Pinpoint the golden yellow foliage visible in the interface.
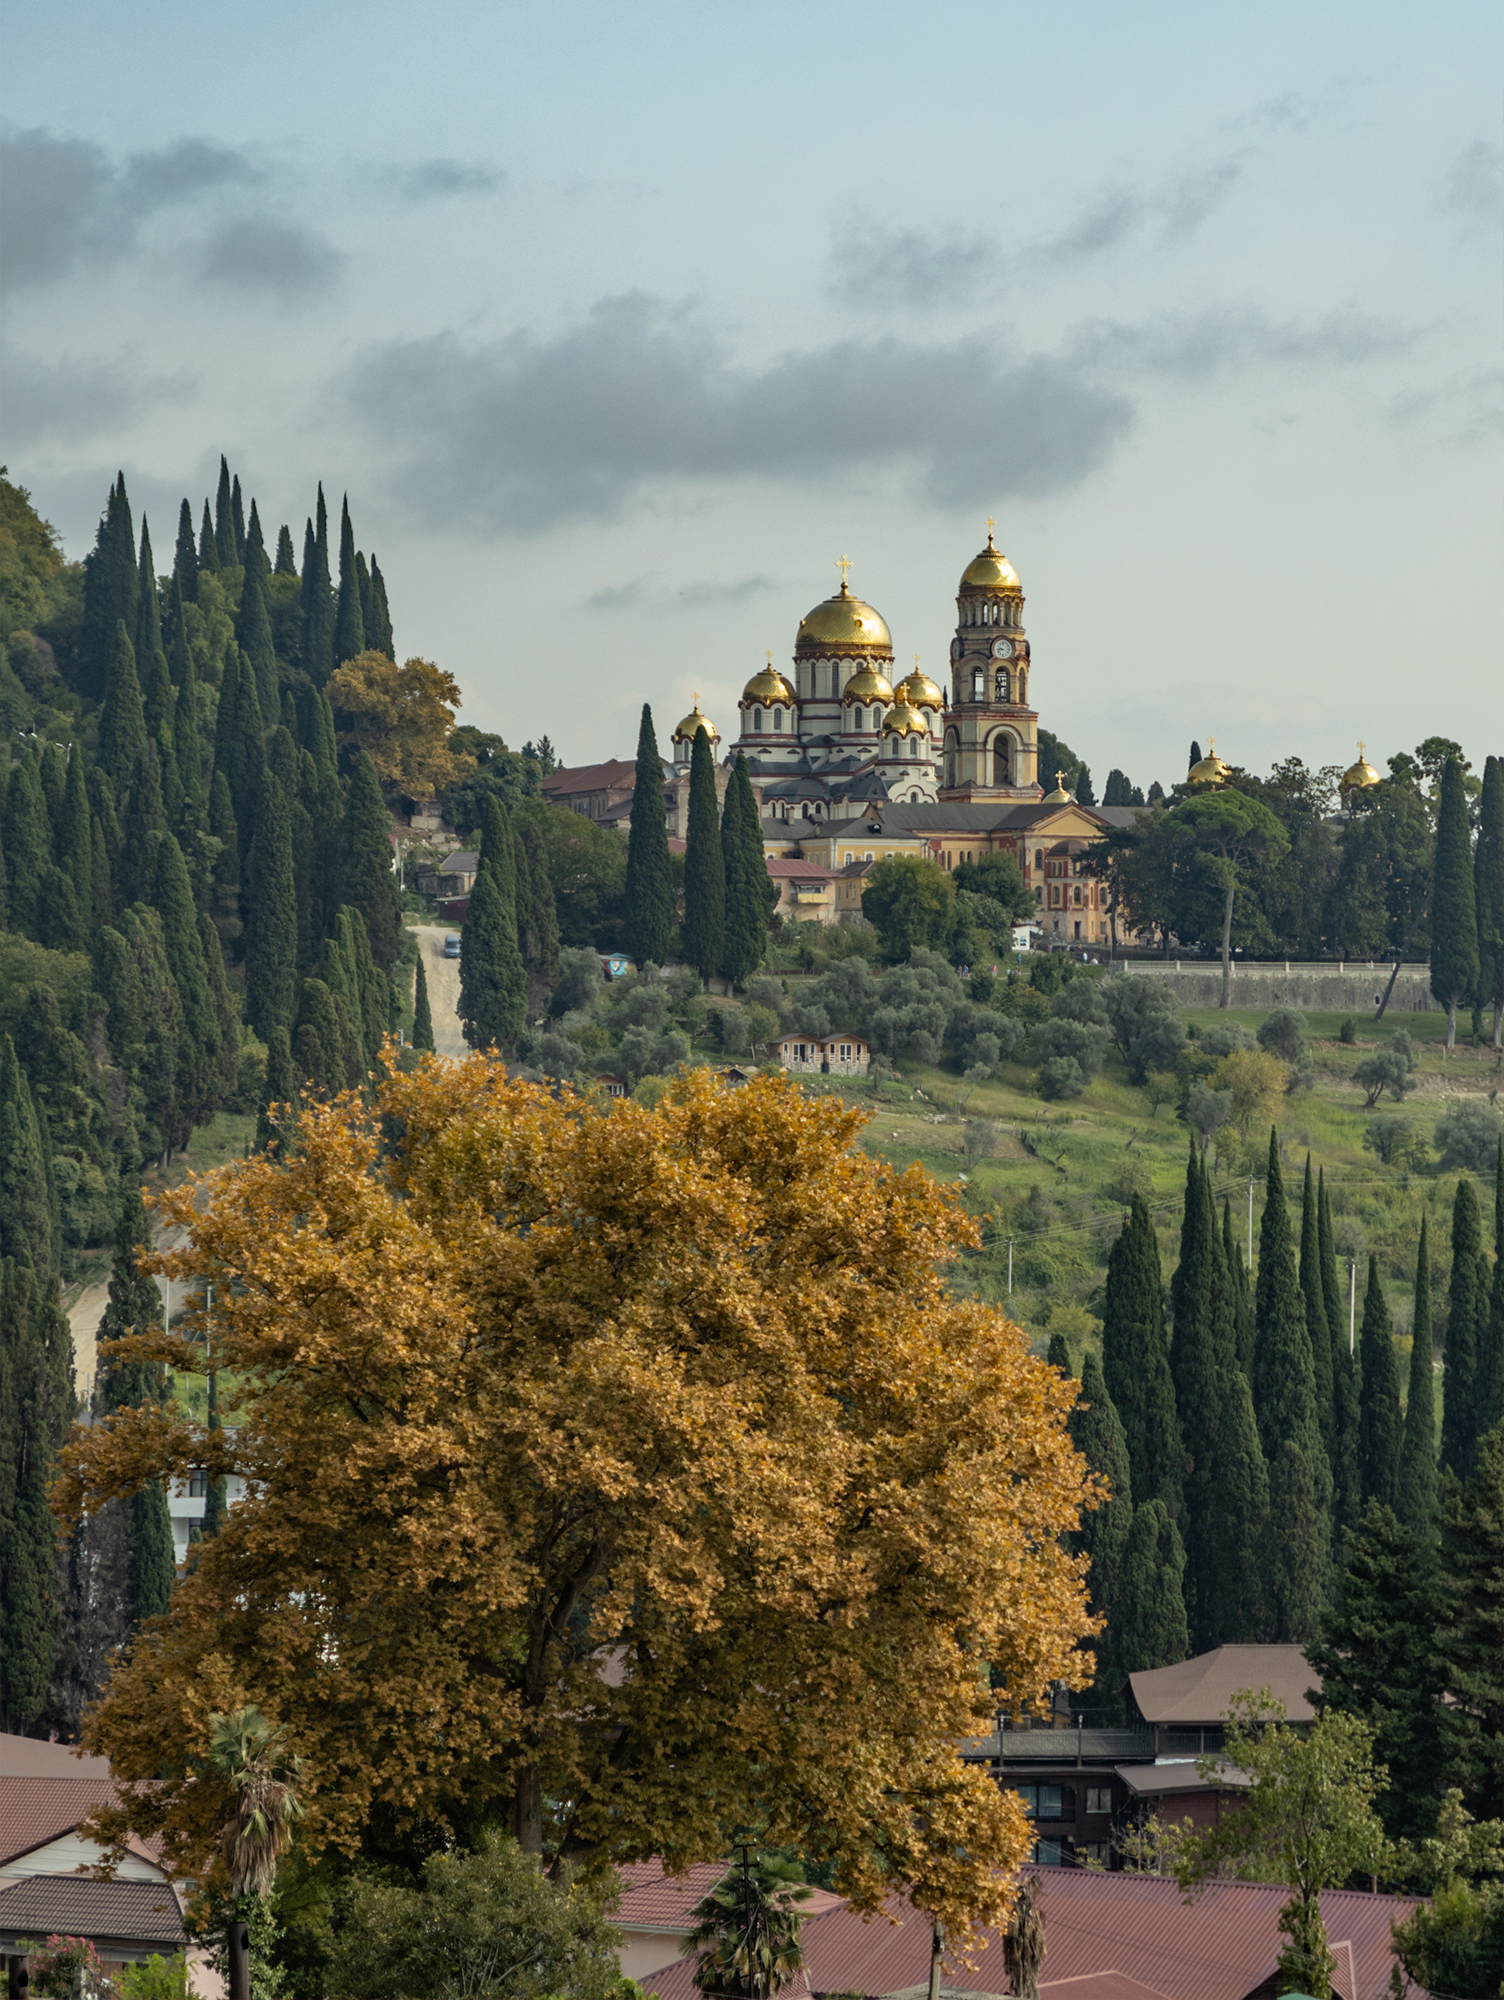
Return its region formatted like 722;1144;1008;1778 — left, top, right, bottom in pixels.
326;650;474;795
57;1062;1098;1937
1212;1049;1288;1130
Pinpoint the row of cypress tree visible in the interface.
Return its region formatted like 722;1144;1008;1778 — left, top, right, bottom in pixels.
457;796;561;1052
1;459;420;1739
1063;1138;1503;1700
1431;753;1504;1052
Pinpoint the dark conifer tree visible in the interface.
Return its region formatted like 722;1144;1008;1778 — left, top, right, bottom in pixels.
412;956;435;1053
213;456;236;568
1431;756;1480;1052
197;499;218;575
173;498;199;602
1397;1214;1438;1536
153;830;218;1130
274;524;298;576
1475;756;1504;1050
459;797;527;1053
516;816;561;995
118;743;168;908
1319;1167;1362;1534
167;572;191;686
1170;1145;1224;1647
1442;1178;1483;1478
207;770;242;955
330;906;391;1070
1102;1192;1181;1514
1252;1130;1327;1640
200;1366;227;1538
257;1025;296;1152
1224;1195;1255;1375
57;744;93;920
338;751;402;971
1068;1347;1133;1699
625;704;673;966
356;548;374;643
1115;1499;1189;1673
99;621;149;795
3;752;52;943
79;477;140;702
333;495;365;669
1207;1312;1270;1643
294;977;343;1090
38;743;65;839
300;493;336;686
244;771;298;1040
133;516;165;674
95;1181;164;1412
1475;1144;1504;1440
1297;1158;1336;1463
1308;1502;1442;1840
682;728;725;984
236;503;278;725
317;933;365;1085
0;1260;70;1731
0;1037;54;1275
1357;1256;1401;1509
721;753;773;983
1434;1424;1504;1816
229;473;246;564
173;637;205;828
1046;1332;1072;1376
198;911;238;1103
367;554;394;659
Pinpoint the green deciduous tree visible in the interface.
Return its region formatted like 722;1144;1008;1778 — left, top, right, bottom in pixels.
625;705;673;967
1397;1214;1439;1536
860;854;956;960
682;729;725;985
1102;1193;1181;1514
1432;756;1480;1053
1356;1256;1401;1510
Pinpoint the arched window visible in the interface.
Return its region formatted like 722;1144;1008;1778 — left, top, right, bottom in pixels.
994;738;1012;785
773;709;783;732
908;736;919;758
995;669;1010;701
971;669;984;700
752;710;763;732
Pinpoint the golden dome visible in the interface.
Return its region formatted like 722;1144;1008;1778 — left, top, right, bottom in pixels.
1340;742;1381;791
672;699;720;745
959;526;1022;595
842;663;895;704
1043;781;1073;804
1188;738;1231;787
882;701;928;737
741;657;794;706
794;560;893;659
896;664;943;708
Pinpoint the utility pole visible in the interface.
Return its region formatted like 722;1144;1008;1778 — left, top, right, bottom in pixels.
1007;1238;1013;1295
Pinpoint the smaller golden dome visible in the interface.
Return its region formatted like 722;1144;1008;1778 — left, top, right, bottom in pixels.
672;699;720;745
1340;742;1381;791
896;663;943;708
1043;781;1073;804
842;664;895;704
960;524;1022;595
1188;738;1231;787
741;655;794;706
882;701;928;737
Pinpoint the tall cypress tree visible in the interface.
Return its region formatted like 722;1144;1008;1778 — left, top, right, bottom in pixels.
338;750;401;971
129;1499;176;1621
300;492;335;686
0;1260;69;1731
200;1365;227;1538
515;816;561;994
1297;1158;1336;1463
257;1024;297;1151
57;744;93;919
229;474;246;563
1475;755;1504;1050
459;797;527;1053
356;549;374;643
134;516;164;673
1102;1192;1181;1514
1115;1499;1189;1674
412;956;435;1053
3;751;52;943
682;728;725;984
1068;1347;1132;1699
1357;1256;1401;1509
0;1036;54;1273
333;495;365;669
1252;1130;1327;1640
99;620;149;795
1319;1167;1362;1535
1431;756;1480;1053
1224;1195;1255;1376
243;771;298;1040
153;830;218;1130
1433;1424;1504;1817
173;498;199;602
721;752;772;983
625;704;673;967
274;525;298;576
1477;1145;1504;1439
1442;1178;1483;1477
198;499;218;575
207;769;242;954
1170;1145;1224;1648
214;456;236;568
367;554;394;658
1208;1309;1270;1643
173;633;205;823
236;502;278;726
1397;1215;1438;1536
118;742;168;908
79;477;140;703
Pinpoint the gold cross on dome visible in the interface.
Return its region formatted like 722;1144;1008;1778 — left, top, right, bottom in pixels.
914;654;922;668
836;553;852;585
1358;739;1366;755
766;650;773;666
985;516;995;536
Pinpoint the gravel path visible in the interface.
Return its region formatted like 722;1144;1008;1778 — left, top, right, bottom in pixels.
412;922;468;1056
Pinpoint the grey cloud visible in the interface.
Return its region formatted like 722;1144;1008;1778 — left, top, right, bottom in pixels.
121;137;258;209
828;220;1004;308
586;573;778;613
1072;306;1413;381
401;159;505;200
348;293;1133;531
1157;160;1244;240
0;346;180;449
1389;369;1504;443
196;216;342;296
1034;190;1146;264
1439;140;1503;223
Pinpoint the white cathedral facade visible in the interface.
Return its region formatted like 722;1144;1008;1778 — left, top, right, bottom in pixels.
669;532;1047;820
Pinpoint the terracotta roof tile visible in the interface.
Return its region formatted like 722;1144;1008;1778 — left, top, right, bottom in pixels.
0;1875;184;1948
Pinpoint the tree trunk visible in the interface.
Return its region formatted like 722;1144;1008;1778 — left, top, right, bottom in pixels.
1373;958;1402;1022
1493;999;1501;1052
1446;995;1457;1054
511;1762;544;1854
1220;884;1235;1009
227;1920;250;2000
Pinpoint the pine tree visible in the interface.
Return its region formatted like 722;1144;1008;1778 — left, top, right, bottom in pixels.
79;477;140;702
1297;1158;1336;1463
3;750;52;943
1434;1424;1504;1817
172;498;198;602
721;752;773;983
333;495;365;669
625;704;673;966
198;499;218;575
236;502;278;725
1252;1130;1327;1640
99;620;149;795
459;797;527;1053
1319;1167;1362;1535
1432;756;1481;1053
367;554;394;658
338;750;402;971
0;1036;54;1273
300;494;335;687
1475;756;1504;1050
682;728;725;984
1170;1145;1225;1648
244;771;298;1040
1397;1215;1439;1536
1115;1499;1189;1673
1308;1502;1442;1840
1442;1178;1483;1478
274;525;298;576
1102;1193;1181;1514
214;456;236;568
1357;1256;1401;1509
1068;1348;1133;1698
412;956;435;1053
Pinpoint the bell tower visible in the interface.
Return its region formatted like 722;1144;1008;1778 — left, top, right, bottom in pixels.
938;524;1041;801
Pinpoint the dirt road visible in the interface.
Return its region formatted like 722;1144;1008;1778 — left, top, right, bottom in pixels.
412;922;468;1055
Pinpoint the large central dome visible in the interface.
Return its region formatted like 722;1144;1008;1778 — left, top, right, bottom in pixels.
795;580;893;659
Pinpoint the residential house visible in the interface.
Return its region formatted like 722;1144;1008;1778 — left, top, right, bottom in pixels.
777;1033;869;1076
416;850;480;897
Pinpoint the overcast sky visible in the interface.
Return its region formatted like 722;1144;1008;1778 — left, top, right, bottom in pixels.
3;0;1500;789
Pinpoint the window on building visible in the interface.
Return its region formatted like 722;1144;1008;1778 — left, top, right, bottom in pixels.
188;1469;209;1498
1034;849;1043;869
1032;1841;1063;1867
995;670;1010;701
1011;1785;1065;1820
752;710;763;731
1086;1787;1113;1815
994;740;1011;785
853;707;864;730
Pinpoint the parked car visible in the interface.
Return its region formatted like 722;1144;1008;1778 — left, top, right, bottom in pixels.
442;933;462;958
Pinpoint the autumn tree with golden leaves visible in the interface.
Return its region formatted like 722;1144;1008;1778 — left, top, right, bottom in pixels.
325;650;474;795
57;1063;1097;1939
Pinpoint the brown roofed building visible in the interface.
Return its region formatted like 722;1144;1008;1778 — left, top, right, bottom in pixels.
1127;1644;1317;1752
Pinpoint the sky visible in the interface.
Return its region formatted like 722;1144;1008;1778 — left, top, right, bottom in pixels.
3;0;1501;791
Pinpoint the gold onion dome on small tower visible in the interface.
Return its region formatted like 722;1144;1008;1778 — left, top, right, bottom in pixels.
741;655;794;705
672;699;720;745
842;663;895;704
882;701;928;737
1043;780;1073;804
1341;742;1381;791
896;664;943;707
960;523;1022;594
1188;739;1231;787
794;556;893;657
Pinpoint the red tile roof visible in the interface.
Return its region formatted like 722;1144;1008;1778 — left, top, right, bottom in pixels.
0;1778;120;1868
617;1860;842;1935
0;1875;184;1949
542;760;639;796
637;1870;1422;2000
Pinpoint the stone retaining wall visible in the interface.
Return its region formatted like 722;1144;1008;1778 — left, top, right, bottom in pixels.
1111;962;1439;1013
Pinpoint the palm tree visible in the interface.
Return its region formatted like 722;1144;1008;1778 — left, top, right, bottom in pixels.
1002;1878;1046;2000
687;1851;813;2000
206;1707;302;2000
